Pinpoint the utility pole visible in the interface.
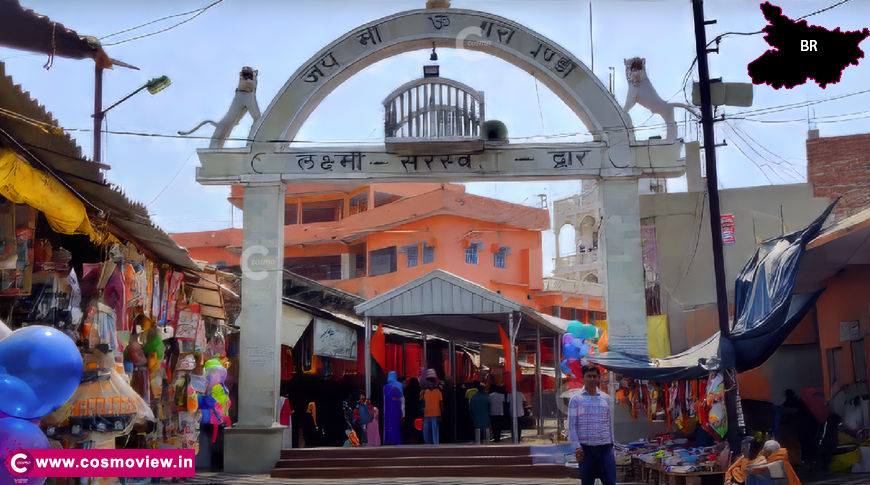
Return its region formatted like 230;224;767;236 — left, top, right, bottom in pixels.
93;66;103;164
691;0;741;452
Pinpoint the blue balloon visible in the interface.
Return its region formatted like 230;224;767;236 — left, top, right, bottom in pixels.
0;418;48;485
560;359;572;376
0;326;82;419
577;344;592;358
563;343;581;360
570;338;585;349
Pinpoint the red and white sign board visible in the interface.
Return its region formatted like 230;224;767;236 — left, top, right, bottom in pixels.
721;214;736;244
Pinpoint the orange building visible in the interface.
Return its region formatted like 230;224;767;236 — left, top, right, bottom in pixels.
171;182;558;309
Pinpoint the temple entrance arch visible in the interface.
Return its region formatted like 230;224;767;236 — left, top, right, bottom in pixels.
196;5;686;474
246;9;631;149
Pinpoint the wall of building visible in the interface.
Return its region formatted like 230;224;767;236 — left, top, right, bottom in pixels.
807;132;870;221
815;264;870;403
328;214;544;307
639;183;831;353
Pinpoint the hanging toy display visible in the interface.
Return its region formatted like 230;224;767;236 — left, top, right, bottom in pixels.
699;371;727;440
198;357;232;442
560;320;598;390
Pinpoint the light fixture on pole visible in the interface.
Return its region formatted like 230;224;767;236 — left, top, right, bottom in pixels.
92;76;171;163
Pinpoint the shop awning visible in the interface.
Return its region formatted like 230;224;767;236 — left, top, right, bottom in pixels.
588;200;836;380
354;269;568;344
0;0;134;69
0;148;95;239
0;63;198;270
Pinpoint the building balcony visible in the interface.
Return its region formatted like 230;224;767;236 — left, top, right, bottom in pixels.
542;277;604;298
555;249;599;269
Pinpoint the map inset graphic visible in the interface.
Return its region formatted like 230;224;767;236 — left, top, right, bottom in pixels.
748;2;869;89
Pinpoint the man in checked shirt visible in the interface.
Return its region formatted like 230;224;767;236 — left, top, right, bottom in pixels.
569;364;616;485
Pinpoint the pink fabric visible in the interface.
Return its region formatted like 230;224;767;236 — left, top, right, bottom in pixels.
366;406;381;447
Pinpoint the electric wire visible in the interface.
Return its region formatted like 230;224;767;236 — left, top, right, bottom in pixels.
147;151;198;206
99;4;217;40
724;121;804;182
720;126;776;184
727;122;807;179
102;0;225;46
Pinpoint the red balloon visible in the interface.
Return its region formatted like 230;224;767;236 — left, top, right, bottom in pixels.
567;359;583;377
414;418;424;431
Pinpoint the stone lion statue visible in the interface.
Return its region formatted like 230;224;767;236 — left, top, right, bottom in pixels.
623;57;697;143
179;66;260;149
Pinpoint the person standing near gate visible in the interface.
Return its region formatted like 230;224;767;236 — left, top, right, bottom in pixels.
422;372;443;445
489;386;506;442
568;364;616;485
469;383;491;444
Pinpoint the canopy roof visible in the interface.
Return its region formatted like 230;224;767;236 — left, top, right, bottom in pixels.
355;269;567;345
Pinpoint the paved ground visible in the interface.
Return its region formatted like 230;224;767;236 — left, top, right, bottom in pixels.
176;471;870;485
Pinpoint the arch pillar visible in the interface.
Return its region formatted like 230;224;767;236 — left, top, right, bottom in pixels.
224;180;287;474
598;178;647;355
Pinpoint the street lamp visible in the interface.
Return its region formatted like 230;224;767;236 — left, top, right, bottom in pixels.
92;75;170;164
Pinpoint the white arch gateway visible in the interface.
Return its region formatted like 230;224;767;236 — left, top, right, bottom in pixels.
194;6;686;473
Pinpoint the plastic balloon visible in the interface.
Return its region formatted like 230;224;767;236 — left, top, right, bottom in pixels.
580;324;598;339
0;320;11;343
561;333;574;347
563;343;580;360
0;410;39;425
567;359;583;377
0;326;83;419
0;418;49;485
560;359;572;376
569;338;585;349
566;380;583;390
577;344;592;358
567;320;583;338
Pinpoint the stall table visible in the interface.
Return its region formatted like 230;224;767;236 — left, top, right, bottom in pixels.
632;457;725;485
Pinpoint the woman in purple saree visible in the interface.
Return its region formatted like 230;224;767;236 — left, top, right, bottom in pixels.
383;371;404;445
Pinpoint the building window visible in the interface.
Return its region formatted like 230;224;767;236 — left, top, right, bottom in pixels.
465;243;479;264
494;246;509;269
369;246;397;276
423;243;435;264
301;199;344;224
406;245;419;268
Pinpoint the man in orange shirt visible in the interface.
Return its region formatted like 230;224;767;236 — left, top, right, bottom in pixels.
423;372;443;445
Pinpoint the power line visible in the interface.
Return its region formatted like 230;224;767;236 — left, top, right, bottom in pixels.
721;127;776;184
724;122;805;181
100;5;215;40
102;0;225;47
147;151;198;206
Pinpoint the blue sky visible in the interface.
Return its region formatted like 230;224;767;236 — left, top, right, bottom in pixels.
2;0;868;275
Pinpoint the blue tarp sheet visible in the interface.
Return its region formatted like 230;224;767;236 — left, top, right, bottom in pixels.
588;200;836;381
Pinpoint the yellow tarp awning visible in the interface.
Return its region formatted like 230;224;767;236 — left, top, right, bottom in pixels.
0;149;96;240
